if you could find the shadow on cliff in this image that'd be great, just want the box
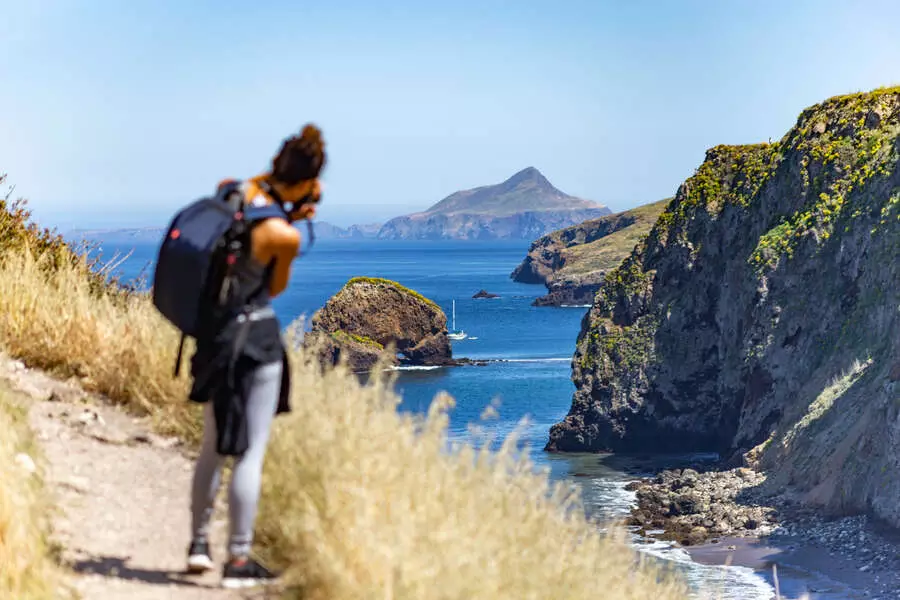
[731,351,895,518]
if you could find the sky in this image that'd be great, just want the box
[2,0,900,230]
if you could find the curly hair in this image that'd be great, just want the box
[271,124,327,185]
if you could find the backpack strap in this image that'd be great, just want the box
[174,333,187,377]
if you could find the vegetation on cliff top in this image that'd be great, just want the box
[344,276,441,310]
[330,329,385,350]
[0,182,690,599]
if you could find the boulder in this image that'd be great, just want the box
[308,277,453,369]
[472,289,499,299]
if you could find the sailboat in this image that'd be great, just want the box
[448,300,468,341]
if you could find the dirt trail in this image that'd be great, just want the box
[1,355,280,600]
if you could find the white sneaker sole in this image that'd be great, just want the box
[221,577,278,589]
[186,555,214,573]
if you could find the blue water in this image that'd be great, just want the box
[77,233,810,599]
[84,237,585,456]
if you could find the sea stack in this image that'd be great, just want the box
[306,277,453,370]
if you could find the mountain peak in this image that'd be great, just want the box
[419,166,605,218]
[504,166,552,189]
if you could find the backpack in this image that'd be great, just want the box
[152,180,290,377]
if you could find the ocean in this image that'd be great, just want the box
[78,233,809,599]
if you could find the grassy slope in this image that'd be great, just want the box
[555,198,670,280]
[0,183,690,599]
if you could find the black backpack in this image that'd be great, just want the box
[152,181,291,376]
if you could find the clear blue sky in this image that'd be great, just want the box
[2,0,899,229]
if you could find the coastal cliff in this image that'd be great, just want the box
[307,277,453,369]
[511,199,669,306]
[377,167,611,240]
[547,87,900,527]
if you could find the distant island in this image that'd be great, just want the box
[70,167,608,243]
[66,220,382,244]
[377,167,611,240]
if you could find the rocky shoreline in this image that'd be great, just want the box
[625,466,779,545]
[623,463,900,598]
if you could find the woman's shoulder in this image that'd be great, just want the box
[253,216,300,258]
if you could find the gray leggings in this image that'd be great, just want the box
[190,360,282,558]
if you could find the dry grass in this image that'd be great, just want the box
[0,387,69,599]
[254,337,691,599]
[556,198,670,279]
[0,248,204,443]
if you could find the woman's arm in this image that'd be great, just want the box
[269,226,301,298]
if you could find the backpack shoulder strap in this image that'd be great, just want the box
[217,180,245,213]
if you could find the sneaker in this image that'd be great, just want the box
[186,540,214,574]
[221,555,280,589]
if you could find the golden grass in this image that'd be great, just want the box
[255,341,691,599]
[556,198,670,279]
[0,387,69,599]
[0,248,204,443]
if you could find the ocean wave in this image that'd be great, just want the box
[635,540,774,600]
[390,365,442,371]
[497,357,570,363]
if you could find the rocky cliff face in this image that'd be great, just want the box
[377,168,610,240]
[547,87,900,526]
[511,199,669,305]
[308,277,453,369]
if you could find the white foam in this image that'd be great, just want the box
[390,365,442,371]
[636,541,774,600]
[600,479,775,599]
[499,357,570,363]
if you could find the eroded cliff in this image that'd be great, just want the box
[547,87,900,525]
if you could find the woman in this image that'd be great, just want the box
[185,124,326,589]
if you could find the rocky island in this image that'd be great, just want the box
[546,86,900,549]
[511,199,669,306]
[306,276,454,371]
[377,167,611,240]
